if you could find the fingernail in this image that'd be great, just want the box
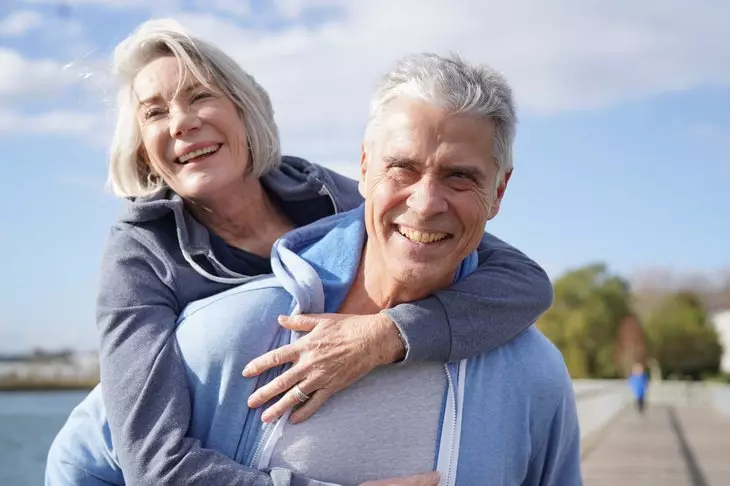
[242,367,250,377]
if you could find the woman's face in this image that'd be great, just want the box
[133,56,251,201]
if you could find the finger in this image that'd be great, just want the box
[242,344,298,378]
[289,388,332,424]
[261,380,315,424]
[247,366,304,408]
[277,314,322,332]
[359,472,440,486]
[400,472,440,486]
[414,472,440,486]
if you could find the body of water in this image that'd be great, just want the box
[0,391,87,486]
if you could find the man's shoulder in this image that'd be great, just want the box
[178,275,287,322]
[490,326,574,399]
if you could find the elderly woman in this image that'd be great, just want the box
[48,20,554,485]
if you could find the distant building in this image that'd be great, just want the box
[712,310,730,374]
[0,350,99,383]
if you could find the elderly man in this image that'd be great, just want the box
[47,53,580,486]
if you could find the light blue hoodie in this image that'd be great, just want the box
[47,207,580,486]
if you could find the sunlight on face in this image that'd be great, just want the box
[359,99,509,298]
[133,56,251,202]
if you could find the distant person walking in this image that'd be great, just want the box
[629,362,650,413]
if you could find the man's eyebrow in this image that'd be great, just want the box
[384,155,420,166]
[440,164,487,179]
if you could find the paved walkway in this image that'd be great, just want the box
[582,405,730,486]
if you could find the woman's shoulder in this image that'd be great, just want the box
[104,211,178,263]
[268,155,363,212]
[98,214,183,298]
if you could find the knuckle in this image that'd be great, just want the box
[269,349,282,366]
[270,376,286,392]
[272,347,290,366]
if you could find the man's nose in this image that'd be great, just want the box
[407,177,448,218]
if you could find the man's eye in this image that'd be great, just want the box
[451,171,473,180]
[389,162,416,172]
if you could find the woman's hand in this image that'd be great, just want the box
[242,312,406,424]
[360,472,440,486]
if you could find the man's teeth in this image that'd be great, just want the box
[178,145,219,163]
[398,227,448,244]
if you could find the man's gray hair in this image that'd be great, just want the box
[108,19,281,198]
[365,53,517,187]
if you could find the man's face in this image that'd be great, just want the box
[359,98,511,294]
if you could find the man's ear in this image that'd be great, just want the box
[488,169,513,220]
[358,144,368,198]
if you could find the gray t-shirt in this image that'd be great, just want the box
[269,362,447,485]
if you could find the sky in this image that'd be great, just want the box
[0,0,728,353]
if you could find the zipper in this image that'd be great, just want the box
[248,327,298,469]
[249,419,274,468]
[443,363,458,486]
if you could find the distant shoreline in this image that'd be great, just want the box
[0,378,98,392]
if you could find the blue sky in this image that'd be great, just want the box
[0,0,728,353]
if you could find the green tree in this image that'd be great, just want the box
[538,263,632,378]
[645,292,722,380]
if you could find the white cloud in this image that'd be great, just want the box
[8,0,730,155]
[0,48,79,97]
[271,0,339,19]
[155,0,730,159]
[174,0,730,114]
[21,0,160,7]
[205,0,253,17]
[0,108,105,136]
[0,10,43,37]
[317,160,360,181]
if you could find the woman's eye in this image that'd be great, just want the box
[144,108,165,120]
[191,92,211,102]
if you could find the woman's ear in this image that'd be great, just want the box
[137,145,148,164]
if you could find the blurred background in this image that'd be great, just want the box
[0,0,728,484]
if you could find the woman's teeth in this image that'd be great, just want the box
[398,227,449,244]
[177,145,220,164]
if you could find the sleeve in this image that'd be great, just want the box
[522,382,582,485]
[95,226,339,486]
[386,232,554,362]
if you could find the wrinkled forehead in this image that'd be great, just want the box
[131,55,213,105]
[374,100,497,168]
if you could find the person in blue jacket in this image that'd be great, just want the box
[47,48,581,486]
[629,362,650,413]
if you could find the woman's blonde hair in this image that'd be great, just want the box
[107,19,281,197]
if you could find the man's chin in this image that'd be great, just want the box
[389,263,455,289]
